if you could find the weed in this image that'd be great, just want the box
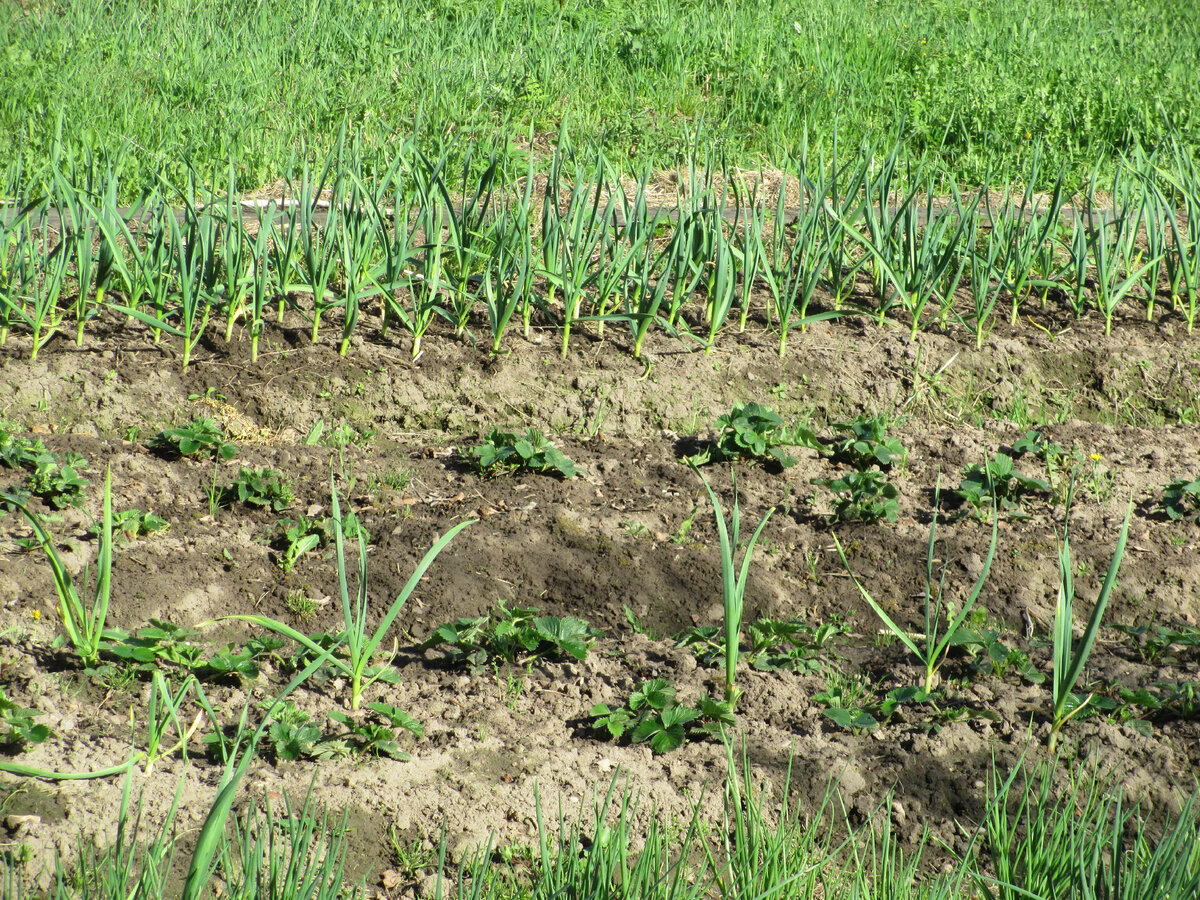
[284,589,322,623]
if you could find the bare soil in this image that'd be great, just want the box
[1,299,1199,894]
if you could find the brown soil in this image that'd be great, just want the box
[1,298,1199,895]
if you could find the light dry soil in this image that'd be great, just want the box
[1,298,1199,894]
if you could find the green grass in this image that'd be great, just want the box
[3,0,1198,194]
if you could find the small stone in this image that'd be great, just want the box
[5,814,40,833]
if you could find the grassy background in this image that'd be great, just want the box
[2,0,1198,192]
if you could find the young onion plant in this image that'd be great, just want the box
[694,466,774,710]
[5,467,115,669]
[1048,487,1132,751]
[212,479,474,709]
[834,482,999,693]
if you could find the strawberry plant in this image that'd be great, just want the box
[0,687,51,750]
[91,508,168,546]
[811,470,899,523]
[472,428,578,478]
[675,616,844,673]
[589,679,734,754]
[684,401,820,469]
[221,467,294,512]
[1158,477,1200,523]
[956,452,1050,520]
[828,414,906,470]
[151,417,237,460]
[26,450,90,509]
[423,601,600,671]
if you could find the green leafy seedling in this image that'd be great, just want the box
[0,687,52,750]
[92,508,168,546]
[1158,477,1200,523]
[151,417,237,460]
[472,428,578,478]
[26,450,90,509]
[957,452,1050,520]
[223,467,294,512]
[828,414,907,470]
[423,601,600,671]
[684,401,820,468]
[812,470,899,524]
[589,678,734,754]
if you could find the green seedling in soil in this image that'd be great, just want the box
[813,665,909,731]
[956,452,1050,520]
[261,701,323,762]
[1158,477,1200,523]
[0,426,46,471]
[221,466,295,512]
[694,466,774,709]
[683,401,820,469]
[423,601,600,672]
[471,428,578,478]
[26,450,90,509]
[811,470,899,524]
[1118,681,1200,729]
[90,508,168,546]
[676,616,846,674]
[1111,621,1200,663]
[150,417,237,460]
[2,468,114,668]
[589,678,734,754]
[1010,429,1065,462]
[962,628,1045,684]
[276,512,369,573]
[828,414,907,470]
[835,483,999,692]
[0,686,51,750]
[99,620,284,682]
[213,479,474,709]
[319,703,423,761]
[1048,488,1132,752]
[278,516,324,573]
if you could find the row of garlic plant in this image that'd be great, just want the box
[1,132,1199,370]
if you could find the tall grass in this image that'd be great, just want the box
[5,0,1199,195]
